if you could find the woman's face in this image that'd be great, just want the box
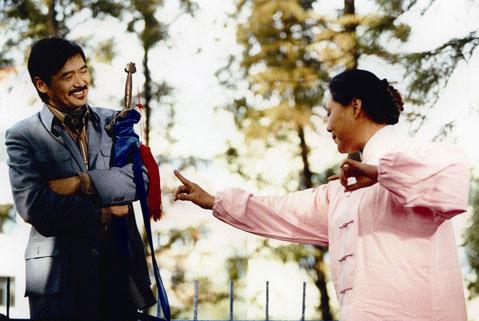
[326,96,361,153]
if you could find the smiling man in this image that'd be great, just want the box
[5,37,155,321]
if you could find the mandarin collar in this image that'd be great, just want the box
[360,125,402,165]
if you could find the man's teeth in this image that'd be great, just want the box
[73,89,85,96]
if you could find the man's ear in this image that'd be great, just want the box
[33,77,49,94]
[351,98,363,118]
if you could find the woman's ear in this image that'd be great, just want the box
[351,98,363,118]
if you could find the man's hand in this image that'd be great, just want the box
[110,205,129,217]
[328,159,378,192]
[173,170,215,210]
[48,175,81,196]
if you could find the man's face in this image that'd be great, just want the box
[35,54,90,111]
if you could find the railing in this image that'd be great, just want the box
[1,277,332,321]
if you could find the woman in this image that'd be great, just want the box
[173,69,470,321]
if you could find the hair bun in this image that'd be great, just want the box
[386,85,404,112]
[381,78,404,112]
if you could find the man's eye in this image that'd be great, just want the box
[80,69,88,74]
[62,75,73,81]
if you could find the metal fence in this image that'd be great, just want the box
[1,277,331,321]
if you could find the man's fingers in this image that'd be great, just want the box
[174,185,190,200]
[176,193,193,202]
[328,175,339,181]
[174,170,192,186]
[111,205,129,217]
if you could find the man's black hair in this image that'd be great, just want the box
[27,37,86,103]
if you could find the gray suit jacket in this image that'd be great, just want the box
[5,105,155,319]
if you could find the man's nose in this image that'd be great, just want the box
[73,73,85,86]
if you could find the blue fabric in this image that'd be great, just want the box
[113,110,170,321]
[113,110,141,167]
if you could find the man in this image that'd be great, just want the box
[5,37,155,321]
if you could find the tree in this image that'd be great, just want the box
[465,179,479,299]
[0,204,14,233]
[0,0,123,66]
[401,31,479,133]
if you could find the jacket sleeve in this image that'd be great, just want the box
[86,162,149,207]
[212,186,330,246]
[6,127,98,237]
[82,107,149,207]
[377,143,470,219]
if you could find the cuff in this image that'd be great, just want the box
[100,207,112,232]
[78,172,97,195]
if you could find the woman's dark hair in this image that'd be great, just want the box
[27,37,86,103]
[328,69,404,125]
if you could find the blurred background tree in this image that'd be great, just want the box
[465,178,479,300]
[0,204,14,233]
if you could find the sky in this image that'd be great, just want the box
[1,0,479,318]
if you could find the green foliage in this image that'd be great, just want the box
[221,0,415,192]
[401,32,479,127]
[94,38,117,63]
[225,255,249,281]
[150,225,235,318]
[0,204,14,233]
[465,179,479,298]
[0,0,130,98]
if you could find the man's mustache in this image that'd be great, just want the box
[68,85,88,96]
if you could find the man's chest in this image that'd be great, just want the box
[31,125,112,178]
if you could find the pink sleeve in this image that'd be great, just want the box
[212,185,330,246]
[378,144,470,219]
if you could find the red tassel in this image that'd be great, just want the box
[139,144,162,221]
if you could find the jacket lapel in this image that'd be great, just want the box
[87,109,103,168]
[39,104,85,171]
[39,104,66,147]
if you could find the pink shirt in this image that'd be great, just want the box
[212,126,470,321]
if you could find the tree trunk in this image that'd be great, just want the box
[314,250,333,321]
[343,0,358,70]
[143,46,152,146]
[46,0,59,36]
[297,125,313,189]
[297,125,334,320]
[344,0,361,161]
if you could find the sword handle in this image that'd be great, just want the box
[124,62,136,110]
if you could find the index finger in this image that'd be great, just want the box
[174,170,192,186]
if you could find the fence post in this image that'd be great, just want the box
[265,281,269,321]
[229,280,234,321]
[193,280,199,321]
[301,282,306,321]
[6,277,10,319]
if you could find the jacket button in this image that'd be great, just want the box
[91,248,99,256]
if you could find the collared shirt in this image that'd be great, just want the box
[47,104,90,170]
[46,104,111,229]
[212,126,470,321]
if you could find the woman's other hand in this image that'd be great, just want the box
[328,159,378,192]
[173,170,215,209]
